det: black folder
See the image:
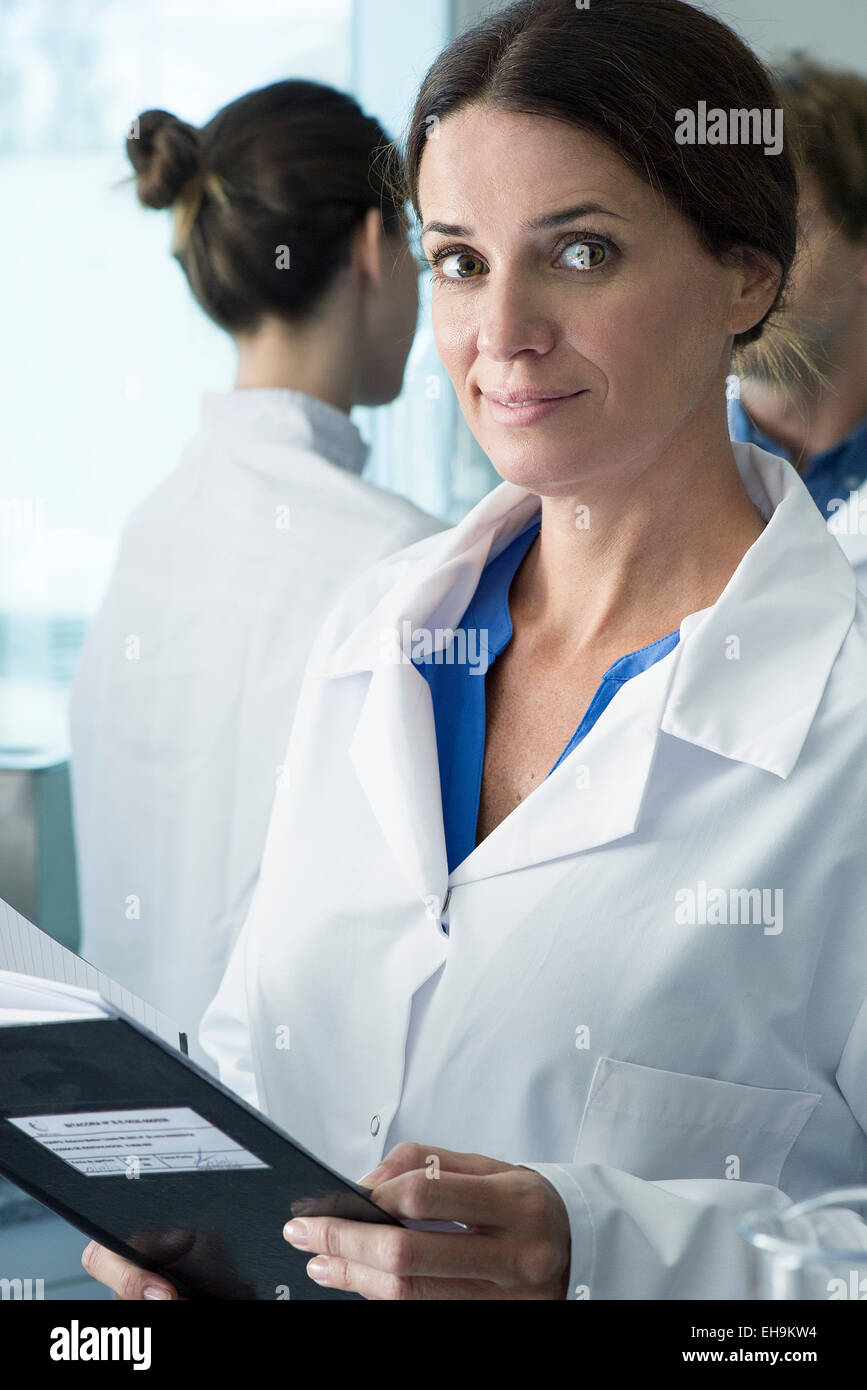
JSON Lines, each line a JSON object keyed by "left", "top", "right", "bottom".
{"left": 0, "top": 1009, "right": 403, "bottom": 1301}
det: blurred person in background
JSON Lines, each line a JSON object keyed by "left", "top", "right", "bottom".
{"left": 69, "top": 80, "right": 442, "bottom": 1061}
{"left": 729, "top": 55, "right": 867, "bottom": 583}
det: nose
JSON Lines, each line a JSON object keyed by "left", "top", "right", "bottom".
{"left": 475, "top": 272, "right": 557, "bottom": 362}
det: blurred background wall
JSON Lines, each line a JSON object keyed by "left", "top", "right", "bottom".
{"left": 458, "top": 0, "right": 867, "bottom": 66}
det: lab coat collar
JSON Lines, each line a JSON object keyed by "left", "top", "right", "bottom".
{"left": 322, "top": 478, "right": 543, "bottom": 678}
{"left": 200, "top": 388, "right": 370, "bottom": 475}
{"left": 322, "top": 442, "right": 856, "bottom": 893}
{"left": 662, "top": 442, "right": 857, "bottom": 778}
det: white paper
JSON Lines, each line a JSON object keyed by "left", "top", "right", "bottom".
{"left": 8, "top": 1106, "right": 270, "bottom": 1177}
{"left": 0, "top": 1009, "right": 105, "bottom": 1026}
{"left": 0, "top": 970, "right": 109, "bottom": 1020}
{"left": 0, "top": 897, "right": 184, "bottom": 1049}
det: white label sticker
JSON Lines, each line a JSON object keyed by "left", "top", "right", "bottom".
{"left": 8, "top": 1107, "right": 270, "bottom": 1177}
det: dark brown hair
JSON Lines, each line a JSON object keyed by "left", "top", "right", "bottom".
{"left": 774, "top": 54, "right": 867, "bottom": 242}
{"left": 126, "top": 80, "right": 405, "bottom": 333}
{"left": 400, "top": 0, "right": 800, "bottom": 351}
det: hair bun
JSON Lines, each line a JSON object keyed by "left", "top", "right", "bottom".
{"left": 127, "top": 109, "right": 201, "bottom": 209}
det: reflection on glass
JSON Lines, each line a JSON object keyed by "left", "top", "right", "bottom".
{"left": 738, "top": 1187, "right": 867, "bottom": 1300}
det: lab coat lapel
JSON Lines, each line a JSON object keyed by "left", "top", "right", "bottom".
{"left": 333, "top": 443, "right": 852, "bottom": 895}
{"left": 452, "top": 444, "right": 857, "bottom": 882}
{"left": 336, "top": 484, "right": 542, "bottom": 907}
{"left": 346, "top": 624, "right": 675, "bottom": 902}
{"left": 448, "top": 637, "right": 681, "bottom": 885}
{"left": 340, "top": 479, "right": 682, "bottom": 890}
{"left": 662, "top": 448, "right": 857, "bottom": 775}
{"left": 348, "top": 659, "right": 447, "bottom": 910}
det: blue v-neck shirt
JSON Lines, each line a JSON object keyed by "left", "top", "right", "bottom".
{"left": 412, "top": 515, "right": 681, "bottom": 881}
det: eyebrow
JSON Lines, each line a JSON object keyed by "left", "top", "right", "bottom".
{"left": 421, "top": 202, "right": 629, "bottom": 238}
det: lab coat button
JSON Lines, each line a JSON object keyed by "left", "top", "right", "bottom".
{"left": 370, "top": 1113, "right": 381, "bottom": 1136}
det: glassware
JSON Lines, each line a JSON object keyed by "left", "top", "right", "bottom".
{"left": 738, "top": 1187, "right": 867, "bottom": 1300}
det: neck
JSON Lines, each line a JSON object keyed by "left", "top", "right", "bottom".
{"left": 233, "top": 305, "right": 359, "bottom": 414}
{"left": 510, "top": 403, "right": 766, "bottom": 659}
{"left": 738, "top": 304, "right": 867, "bottom": 467}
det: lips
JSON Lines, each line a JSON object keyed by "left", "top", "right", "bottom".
{"left": 483, "top": 389, "right": 579, "bottom": 404}
{"left": 481, "top": 390, "right": 587, "bottom": 426}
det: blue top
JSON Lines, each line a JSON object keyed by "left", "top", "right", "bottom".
{"left": 728, "top": 395, "right": 867, "bottom": 522}
{"left": 413, "top": 516, "right": 680, "bottom": 883}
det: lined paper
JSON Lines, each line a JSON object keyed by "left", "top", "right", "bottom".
{"left": 0, "top": 896, "right": 184, "bottom": 1051}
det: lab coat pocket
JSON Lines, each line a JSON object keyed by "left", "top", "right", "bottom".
{"left": 574, "top": 1056, "right": 820, "bottom": 1185}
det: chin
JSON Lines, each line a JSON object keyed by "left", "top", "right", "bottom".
{"left": 482, "top": 442, "right": 599, "bottom": 496}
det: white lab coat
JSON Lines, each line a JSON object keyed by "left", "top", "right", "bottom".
{"left": 69, "top": 389, "right": 442, "bottom": 1065}
{"left": 200, "top": 440, "right": 867, "bottom": 1299}
{"left": 828, "top": 481, "right": 867, "bottom": 592}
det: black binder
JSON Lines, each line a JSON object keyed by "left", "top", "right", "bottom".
{"left": 0, "top": 1009, "right": 403, "bottom": 1301}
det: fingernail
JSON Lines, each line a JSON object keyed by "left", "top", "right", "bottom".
{"left": 283, "top": 1220, "right": 309, "bottom": 1246}
{"left": 307, "top": 1258, "right": 328, "bottom": 1281}
{"left": 360, "top": 1163, "right": 388, "bottom": 1185}
{"left": 143, "top": 1286, "right": 172, "bottom": 1300}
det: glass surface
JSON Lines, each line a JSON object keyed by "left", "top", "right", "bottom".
{"left": 0, "top": 0, "right": 352, "bottom": 722}
{"left": 738, "top": 1188, "right": 867, "bottom": 1300}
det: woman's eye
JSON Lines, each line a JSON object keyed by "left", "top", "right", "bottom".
{"left": 429, "top": 236, "right": 613, "bottom": 280}
{"left": 558, "top": 239, "right": 608, "bottom": 270}
{"left": 438, "top": 251, "right": 487, "bottom": 279}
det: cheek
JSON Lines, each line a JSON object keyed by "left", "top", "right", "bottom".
{"left": 565, "top": 288, "right": 681, "bottom": 394}
{"left": 567, "top": 265, "right": 730, "bottom": 405}
{"left": 432, "top": 303, "right": 477, "bottom": 389}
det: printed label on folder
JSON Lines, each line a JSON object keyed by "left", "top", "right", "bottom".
{"left": 8, "top": 1106, "right": 270, "bottom": 1177}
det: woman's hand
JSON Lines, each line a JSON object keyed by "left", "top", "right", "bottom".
{"left": 284, "top": 1141, "right": 571, "bottom": 1300}
{"left": 81, "top": 1227, "right": 254, "bottom": 1299}
{"left": 81, "top": 1241, "right": 181, "bottom": 1301}
{"left": 81, "top": 1141, "right": 572, "bottom": 1300}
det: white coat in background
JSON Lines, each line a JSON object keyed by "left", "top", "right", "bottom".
{"left": 200, "top": 440, "right": 867, "bottom": 1299}
{"left": 828, "top": 479, "right": 867, "bottom": 593}
{"left": 69, "top": 389, "right": 442, "bottom": 1066}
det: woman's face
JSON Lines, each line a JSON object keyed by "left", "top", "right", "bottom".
{"left": 418, "top": 104, "right": 771, "bottom": 496}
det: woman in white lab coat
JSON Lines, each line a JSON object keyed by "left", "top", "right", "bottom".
{"left": 84, "top": 0, "right": 867, "bottom": 1300}
{"left": 69, "top": 82, "right": 441, "bottom": 1062}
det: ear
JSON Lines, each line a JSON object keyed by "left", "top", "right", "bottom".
{"left": 349, "top": 207, "right": 386, "bottom": 290}
{"left": 727, "top": 246, "right": 782, "bottom": 338}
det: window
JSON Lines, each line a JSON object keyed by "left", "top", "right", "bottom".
{"left": 0, "top": 0, "right": 352, "bottom": 748}
{"left": 0, "top": 0, "right": 497, "bottom": 754}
